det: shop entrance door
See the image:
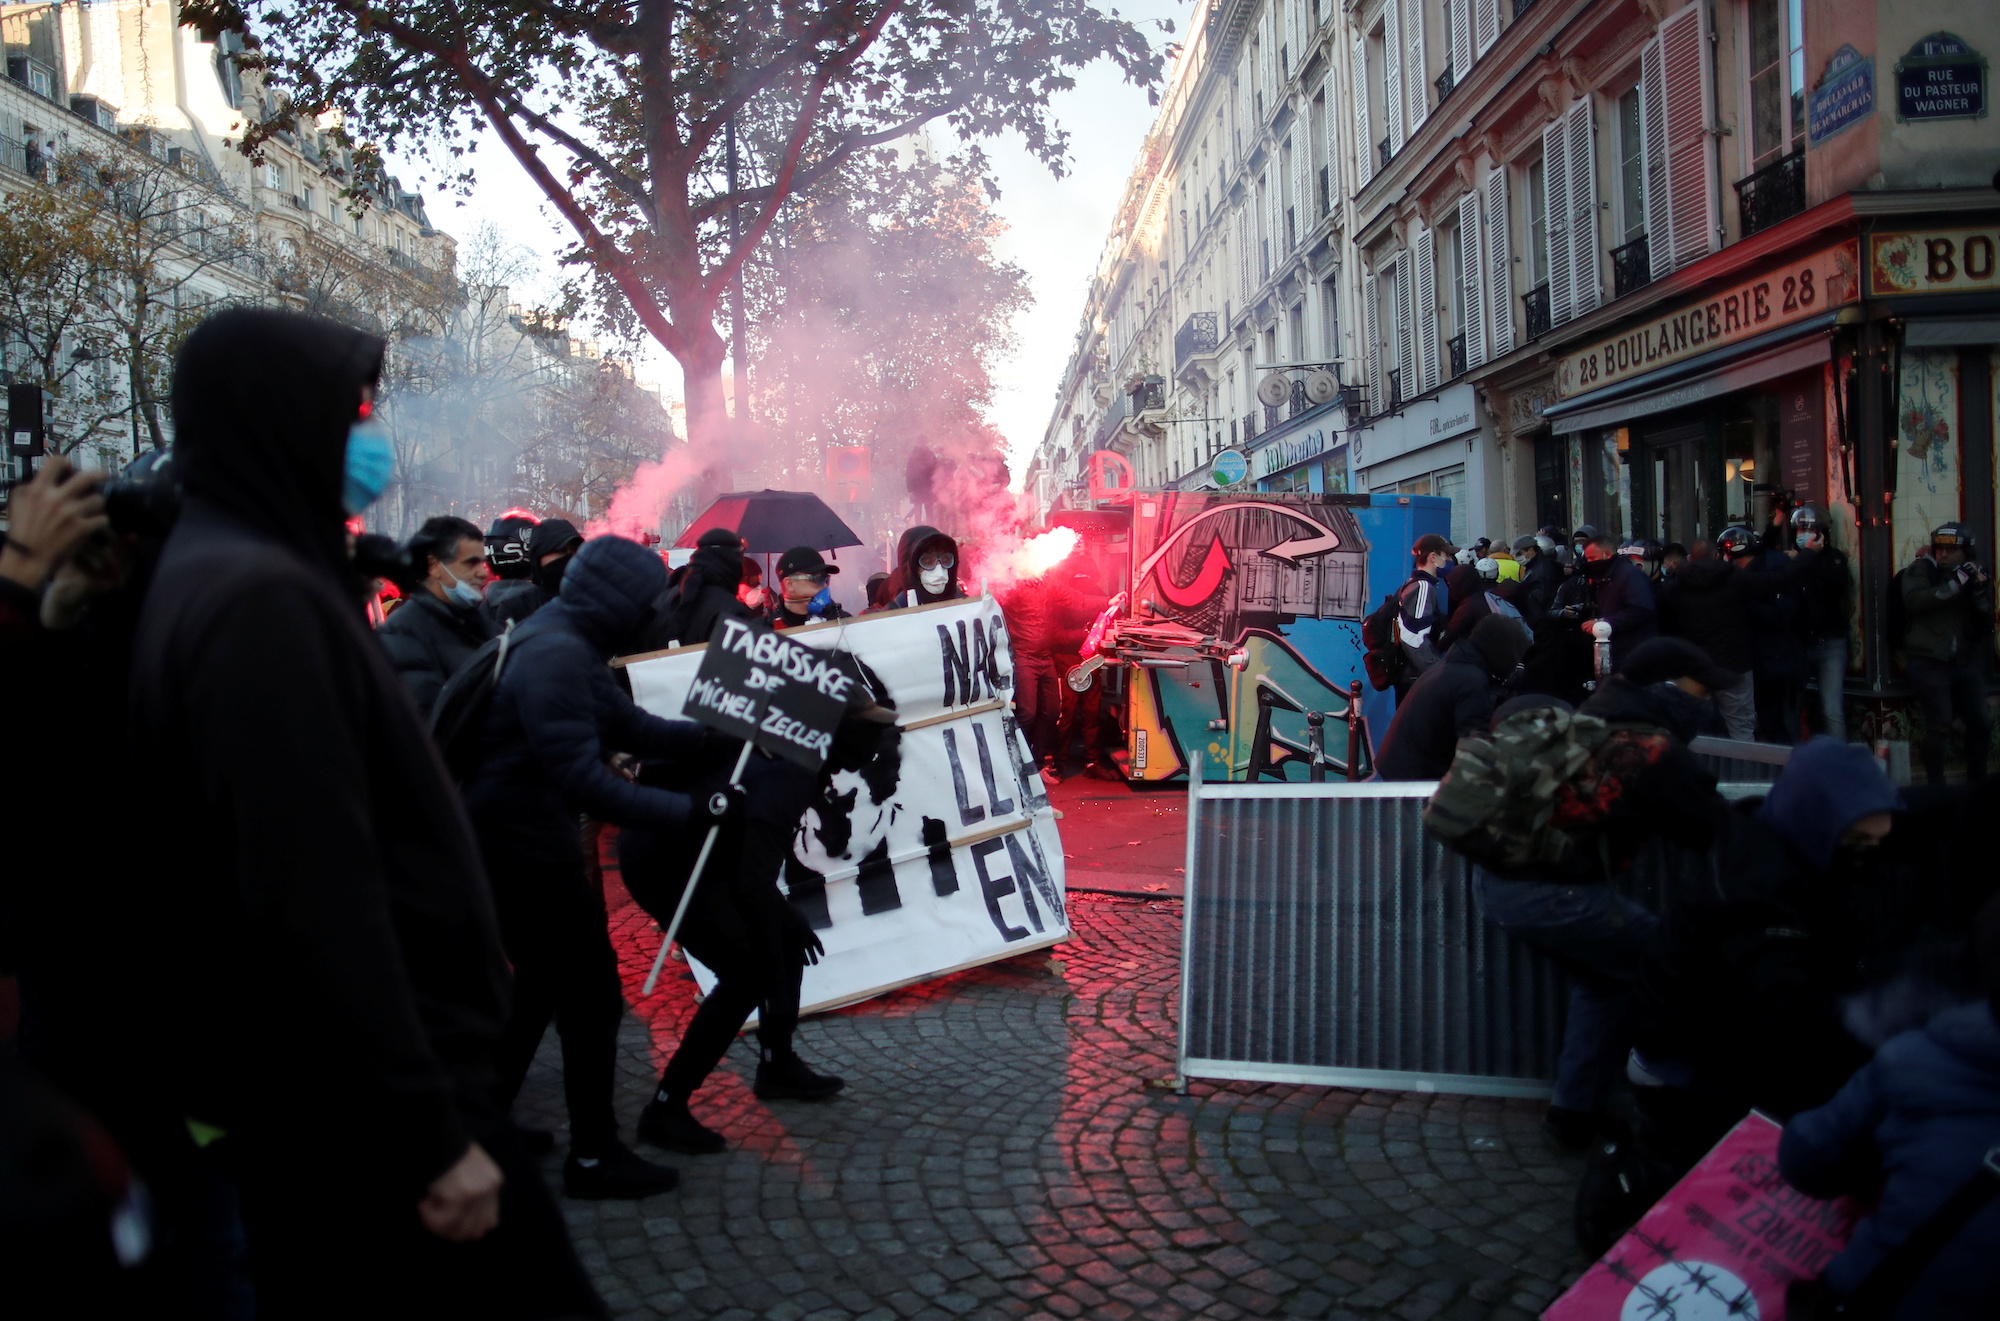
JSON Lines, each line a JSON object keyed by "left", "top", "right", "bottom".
{"left": 1640, "top": 424, "right": 1706, "bottom": 547}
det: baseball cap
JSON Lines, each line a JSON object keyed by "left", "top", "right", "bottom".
{"left": 1619, "top": 637, "right": 1739, "bottom": 694}
{"left": 1413, "top": 533, "right": 1457, "bottom": 559}
{"left": 776, "top": 546, "right": 839, "bottom": 579}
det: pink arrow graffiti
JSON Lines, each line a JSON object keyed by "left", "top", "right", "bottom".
{"left": 1136, "top": 500, "right": 1344, "bottom": 587}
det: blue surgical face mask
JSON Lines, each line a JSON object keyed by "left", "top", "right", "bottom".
{"left": 343, "top": 416, "right": 395, "bottom": 514}
{"left": 441, "top": 566, "right": 483, "bottom": 608}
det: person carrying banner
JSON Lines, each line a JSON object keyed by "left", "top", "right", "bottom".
{"left": 129, "top": 308, "right": 604, "bottom": 1316}
{"left": 462, "top": 534, "right": 736, "bottom": 1201}
{"left": 871, "top": 525, "right": 966, "bottom": 611}
{"left": 769, "top": 545, "right": 850, "bottom": 628}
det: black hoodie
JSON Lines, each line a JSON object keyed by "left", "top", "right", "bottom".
{"left": 130, "top": 309, "right": 510, "bottom": 1194}
{"left": 875, "top": 524, "right": 966, "bottom": 610}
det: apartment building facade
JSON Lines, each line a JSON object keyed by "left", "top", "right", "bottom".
{"left": 1034, "top": 0, "right": 1999, "bottom": 716}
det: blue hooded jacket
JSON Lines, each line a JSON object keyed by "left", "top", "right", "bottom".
{"left": 462, "top": 535, "right": 707, "bottom": 866}
{"left": 1757, "top": 737, "right": 1905, "bottom": 870}
{"left": 1781, "top": 1001, "right": 2000, "bottom": 1317}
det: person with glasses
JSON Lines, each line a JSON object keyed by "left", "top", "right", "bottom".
{"left": 869, "top": 525, "right": 966, "bottom": 612}
{"left": 769, "top": 546, "right": 850, "bottom": 629}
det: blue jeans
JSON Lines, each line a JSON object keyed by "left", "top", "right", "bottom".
{"left": 1472, "top": 869, "right": 1660, "bottom": 1114}
{"left": 1808, "top": 637, "right": 1847, "bottom": 741}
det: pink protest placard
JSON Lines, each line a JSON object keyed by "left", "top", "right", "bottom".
{"left": 1544, "top": 1112, "right": 1864, "bottom": 1320}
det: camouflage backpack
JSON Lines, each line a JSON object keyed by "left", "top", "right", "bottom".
{"left": 1422, "top": 705, "right": 1644, "bottom": 872}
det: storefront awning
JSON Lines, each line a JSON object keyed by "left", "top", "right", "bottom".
{"left": 1542, "top": 312, "right": 1840, "bottom": 435}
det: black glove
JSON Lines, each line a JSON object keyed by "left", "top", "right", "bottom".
{"left": 696, "top": 783, "right": 746, "bottom": 832}
{"left": 778, "top": 903, "right": 825, "bottom": 966}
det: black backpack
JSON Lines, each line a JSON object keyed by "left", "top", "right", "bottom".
{"left": 1360, "top": 592, "right": 1406, "bottom": 692}
{"left": 429, "top": 618, "right": 533, "bottom": 782}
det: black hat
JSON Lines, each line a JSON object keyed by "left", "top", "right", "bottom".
{"left": 1412, "top": 532, "right": 1457, "bottom": 559}
{"left": 527, "top": 518, "right": 583, "bottom": 561}
{"left": 696, "top": 526, "right": 744, "bottom": 551}
{"left": 776, "top": 546, "right": 838, "bottom": 578}
{"left": 1620, "top": 637, "right": 1739, "bottom": 693}
{"left": 485, "top": 512, "right": 539, "bottom": 574}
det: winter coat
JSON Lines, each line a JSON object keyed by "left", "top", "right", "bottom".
{"left": 1659, "top": 553, "right": 1807, "bottom": 675}
{"left": 1780, "top": 1001, "right": 2000, "bottom": 1318}
{"left": 129, "top": 308, "right": 510, "bottom": 1195}
{"left": 1631, "top": 738, "right": 1901, "bottom": 1120}
{"left": 1899, "top": 555, "right": 1996, "bottom": 665}
{"left": 482, "top": 576, "right": 549, "bottom": 631}
{"left": 1397, "top": 568, "right": 1448, "bottom": 676}
{"left": 1585, "top": 556, "right": 1659, "bottom": 667}
{"left": 1376, "top": 637, "right": 1509, "bottom": 781}
{"left": 644, "top": 538, "right": 755, "bottom": 651}
{"left": 1799, "top": 545, "right": 1853, "bottom": 644}
{"left": 1564, "top": 674, "right": 1728, "bottom": 878}
{"left": 461, "top": 535, "right": 708, "bottom": 869}
{"left": 1519, "top": 553, "right": 1561, "bottom": 617}
{"left": 376, "top": 588, "right": 496, "bottom": 718}
{"left": 873, "top": 525, "right": 967, "bottom": 612}
{"left": 1747, "top": 549, "right": 1810, "bottom": 680}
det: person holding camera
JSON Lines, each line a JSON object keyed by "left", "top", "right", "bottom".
{"left": 376, "top": 515, "right": 498, "bottom": 718}
{"left": 1898, "top": 523, "right": 1994, "bottom": 784}
{"left": 129, "top": 308, "right": 603, "bottom": 1318}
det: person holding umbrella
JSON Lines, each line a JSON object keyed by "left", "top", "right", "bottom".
{"left": 770, "top": 546, "right": 850, "bottom": 629}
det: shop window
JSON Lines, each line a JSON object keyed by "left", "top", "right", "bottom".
{"left": 1721, "top": 392, "right": 1781, "bottom": 528}
{"left": 1745, "top": 0, "right": 1804, "bottom": 174}
{"left": 1385, "top": 463, "right": 1469, "bottom": 546}
{"left": 1894, "top": 348, "right": 1963, "bottom": 566}
{"left": 1323, "top": 451, "right": 1351, "bottom": 493}
{"left": 1534, "top": 432, "right": 1568, "bottom": 531}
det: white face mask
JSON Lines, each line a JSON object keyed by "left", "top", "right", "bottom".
{"left": 920, "top": 566, "right": 949, "bottom": 595}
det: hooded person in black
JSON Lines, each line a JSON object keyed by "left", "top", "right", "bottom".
{"left": 1377, "top": 614, "right": 1530, "bottom": 781}
{"left": 872, "top": 525, "right": 966, "bottom": 610}
{"left": 461, "top": 534, "right": 726, "bottom": 1201}
{"left": 129, "top": 308, "right": 603, "bottom": 1319}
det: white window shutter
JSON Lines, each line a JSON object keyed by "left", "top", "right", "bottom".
{"left": 1542, "top": 114, "right": 1574, "bottom": 326}
{"left": 1383, "top": 5, "right": 1404, "bottom": 157}
{"left": 1484, "top": 167, "right": 1514, "bottom": 356}
{"left": 1458, "top": 190, "right": 1485, "bottom": 368}
{"left": 1364, "top": 271, "right": 1382, "bottom": 410}
{"left": 1641, "top": 31, "right": 1672, "bottom": 279}
{"left": 1323, "top": 73, "right": 1340, "bottom": 205}
{"left": 1293, "top": 129, "right": 1309, "bottom": 245}
{"left": 1351, "top": 38, "right": 1374, "bottom": 188}
{"left": 1474, "top": 0, "right": 1501, "bottom": 57}
{"left": 1450, "top": 0, "right": 1473, "bottom": 84}
{"left": 1567, "top": 100, "right": 1601, "bottom": 318}
{"left": 1404, "top": 0, "right": 1428, "bottom": 135}
{"left": 1394, "top": 253, "right": 1414, "bottom": 396}
{"left": 1659, "top": 2, "right": 1716, "bottom": 269}
{"left": 1415, "top": 225, "right": 1440, "bottom": 392}
{"left": 1236, "top": 208, "right": 1249, "bottom": 303}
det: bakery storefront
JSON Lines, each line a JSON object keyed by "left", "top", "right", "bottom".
{"left": 1537, "top": 206, "right": 2000, "bottom": 742}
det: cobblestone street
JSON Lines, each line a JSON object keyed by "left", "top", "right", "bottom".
{"left": 516, "top": 849, "right": 1591, "bottom": 1321}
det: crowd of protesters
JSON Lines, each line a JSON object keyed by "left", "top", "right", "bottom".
{"left": 0, "top": 309, "right": 917, "bottom": 1319}
{"left": 1374, "top": 507, "right": 2000, "bottom": 1314}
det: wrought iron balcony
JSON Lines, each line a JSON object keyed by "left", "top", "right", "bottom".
{"left": 1241, "top": 411, "right": 1258, "bottom": 443}
{"left": 1386, "top": 368, "right": 1403, "bottom": 413}
{"left": 1523, "top": 284, "right": 1551, "bottom": 341}
{"left": 1289, "top": 379, "right": 1311, "bottom": 418}
{"left": 1339, "top": 385, "right": 1366, "bottom": 426}
{"left": 1175, "top": 311, "right": 1219, "bottom": 365}
{"left": 1735, "top": 151, "right": 1806, "bottom": 238}
{"left": 1264, "top": 400, "right": 1283, "bottom": 431}
{"left": 1447, "top": 334, "right": 1467, "bottom": 380}
{"left": 1612, "top": 234, "right": 1652, "bottom": 299}
{"left": 1378, "top": 136, "right": 1392, "bottom": 170}
{"left": 1436, "top": 65, "right": 1456, "bottom": 103}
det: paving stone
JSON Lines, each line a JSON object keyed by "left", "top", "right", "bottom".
{"left": 517, "top": 877, "right": 1590, "bottom": 1319}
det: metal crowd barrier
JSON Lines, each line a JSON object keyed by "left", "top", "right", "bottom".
{"left": 1176, "top": 763, "right": 1760, "bottom": 1099}
{"left": 1689, "top": 735, "right": 1793, "bottom": 784}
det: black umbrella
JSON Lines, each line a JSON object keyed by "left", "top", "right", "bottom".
{"left": 673, "top": 489, "right": 863, "bottom": 554}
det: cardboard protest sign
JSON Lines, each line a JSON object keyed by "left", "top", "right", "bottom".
{"left": 682, "top": 614, "right": 852, "bottom": 770}
{"left": 626, "top": 595, "right": 1069, "bottom": 1015}
{"left": 1544, "top": 1112, "right": 1862, "bottom": 1320}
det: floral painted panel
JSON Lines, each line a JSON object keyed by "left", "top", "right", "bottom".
{"left": 1893, "top": 348, "right": 1960, "bottom": 567}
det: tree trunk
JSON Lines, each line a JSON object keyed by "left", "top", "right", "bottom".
{"left": 675, "top": 323, "right": 732, "bottom": 506}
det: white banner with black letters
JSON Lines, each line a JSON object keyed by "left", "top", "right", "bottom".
{"left": 624, "top": 595, "right": 1069, "bottom": 1015}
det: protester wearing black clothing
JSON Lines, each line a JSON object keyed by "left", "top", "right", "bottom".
{"left": 1659, "top": 525, "right": 1806, "bottom": 739}
{"left": 1792, "top": 508, "right": 1853, "bottom": 740}
{"left": 462, "top": 534, "right": 717, "bottom": 1201}
{"left": 1897, "top": 524, "right": 1994, "bottom": 784}
{"left": 874, "top": 524, "right": 966, "bottom": 610}
{"left": 1570, "top": 538, "right": 1658, "bottom": 669}
{"left": 651, "top": 526, "right": 753, "bottom": 647}
{"left": 1515, "top": 536, "right": 1561, "bottom": 617}
{"left": 770, "top": 545, "right": 851, "bottom": 629}
{"left": 1377, "top": 615, "right": 1530, "bottom": 781}
{"left": 130, "top": 308, "right": 601, "bottom": 1317}
{"left": 1395, "top": 534, "right": 1454, "bottom": 701}
{"left": 378, "top": 516, "right": 498, "bottom": 717}
{"left": 482, "top": 512, "right": 544, "bottom": 629}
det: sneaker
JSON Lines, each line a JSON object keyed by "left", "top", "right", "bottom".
{"left": 1039, "top": 766, "right": 1062, "bottom": 787}
{"left": 753, "top": 1054, "right": 846, "bottom": 1101}
{"left": 562, "top": 1143, "right": 680, "bottom": 1199}
{"left": 637, "top": 1100, "right": 727, "bottom": 1155}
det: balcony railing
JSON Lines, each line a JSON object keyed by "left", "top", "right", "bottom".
{"left": 1735, "top": 151, "right": 1806, "bottom": 238}
{"left": 1264, "top": 400, "right": 1283, "bottom": 431}
{"left": 1523, "top": 284, "right": 1551, "bottom": 341}
{"left": 1318, "top": 165, "right": 1330, "bottom": 216}
{"left": 1612, "top": 234, "right": 1652, "bottom": 299}
{"left": 1386, "top": 368, "right": 1403, "bottom": 413}
{"left": 1260, "top": 238, "right": 1271, "bottom": 280}
{"left": 1447, "top": 334, "right": 1467, "bottom": 380}
{"left": 1378, "top": 136, "right": 1392, "bottom": 170}
{"left": 1512, "top": 0, "right": 1541, "bottom": 16}
{"left": 1175, "top": 311, "right": 1219, "bottom": 365}
{"left": 1241, "top": 411, "right": 1258, "bottom": 443}
{"left": 1436, "top": 65, "right": 1456, "bottom": 103}
{"left": 1289, "top": 379, "right": 1311, "bottom": 419}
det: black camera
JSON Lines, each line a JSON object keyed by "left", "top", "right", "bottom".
{"left": 102, "top": 449, "right": 181, "bottom": 539}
